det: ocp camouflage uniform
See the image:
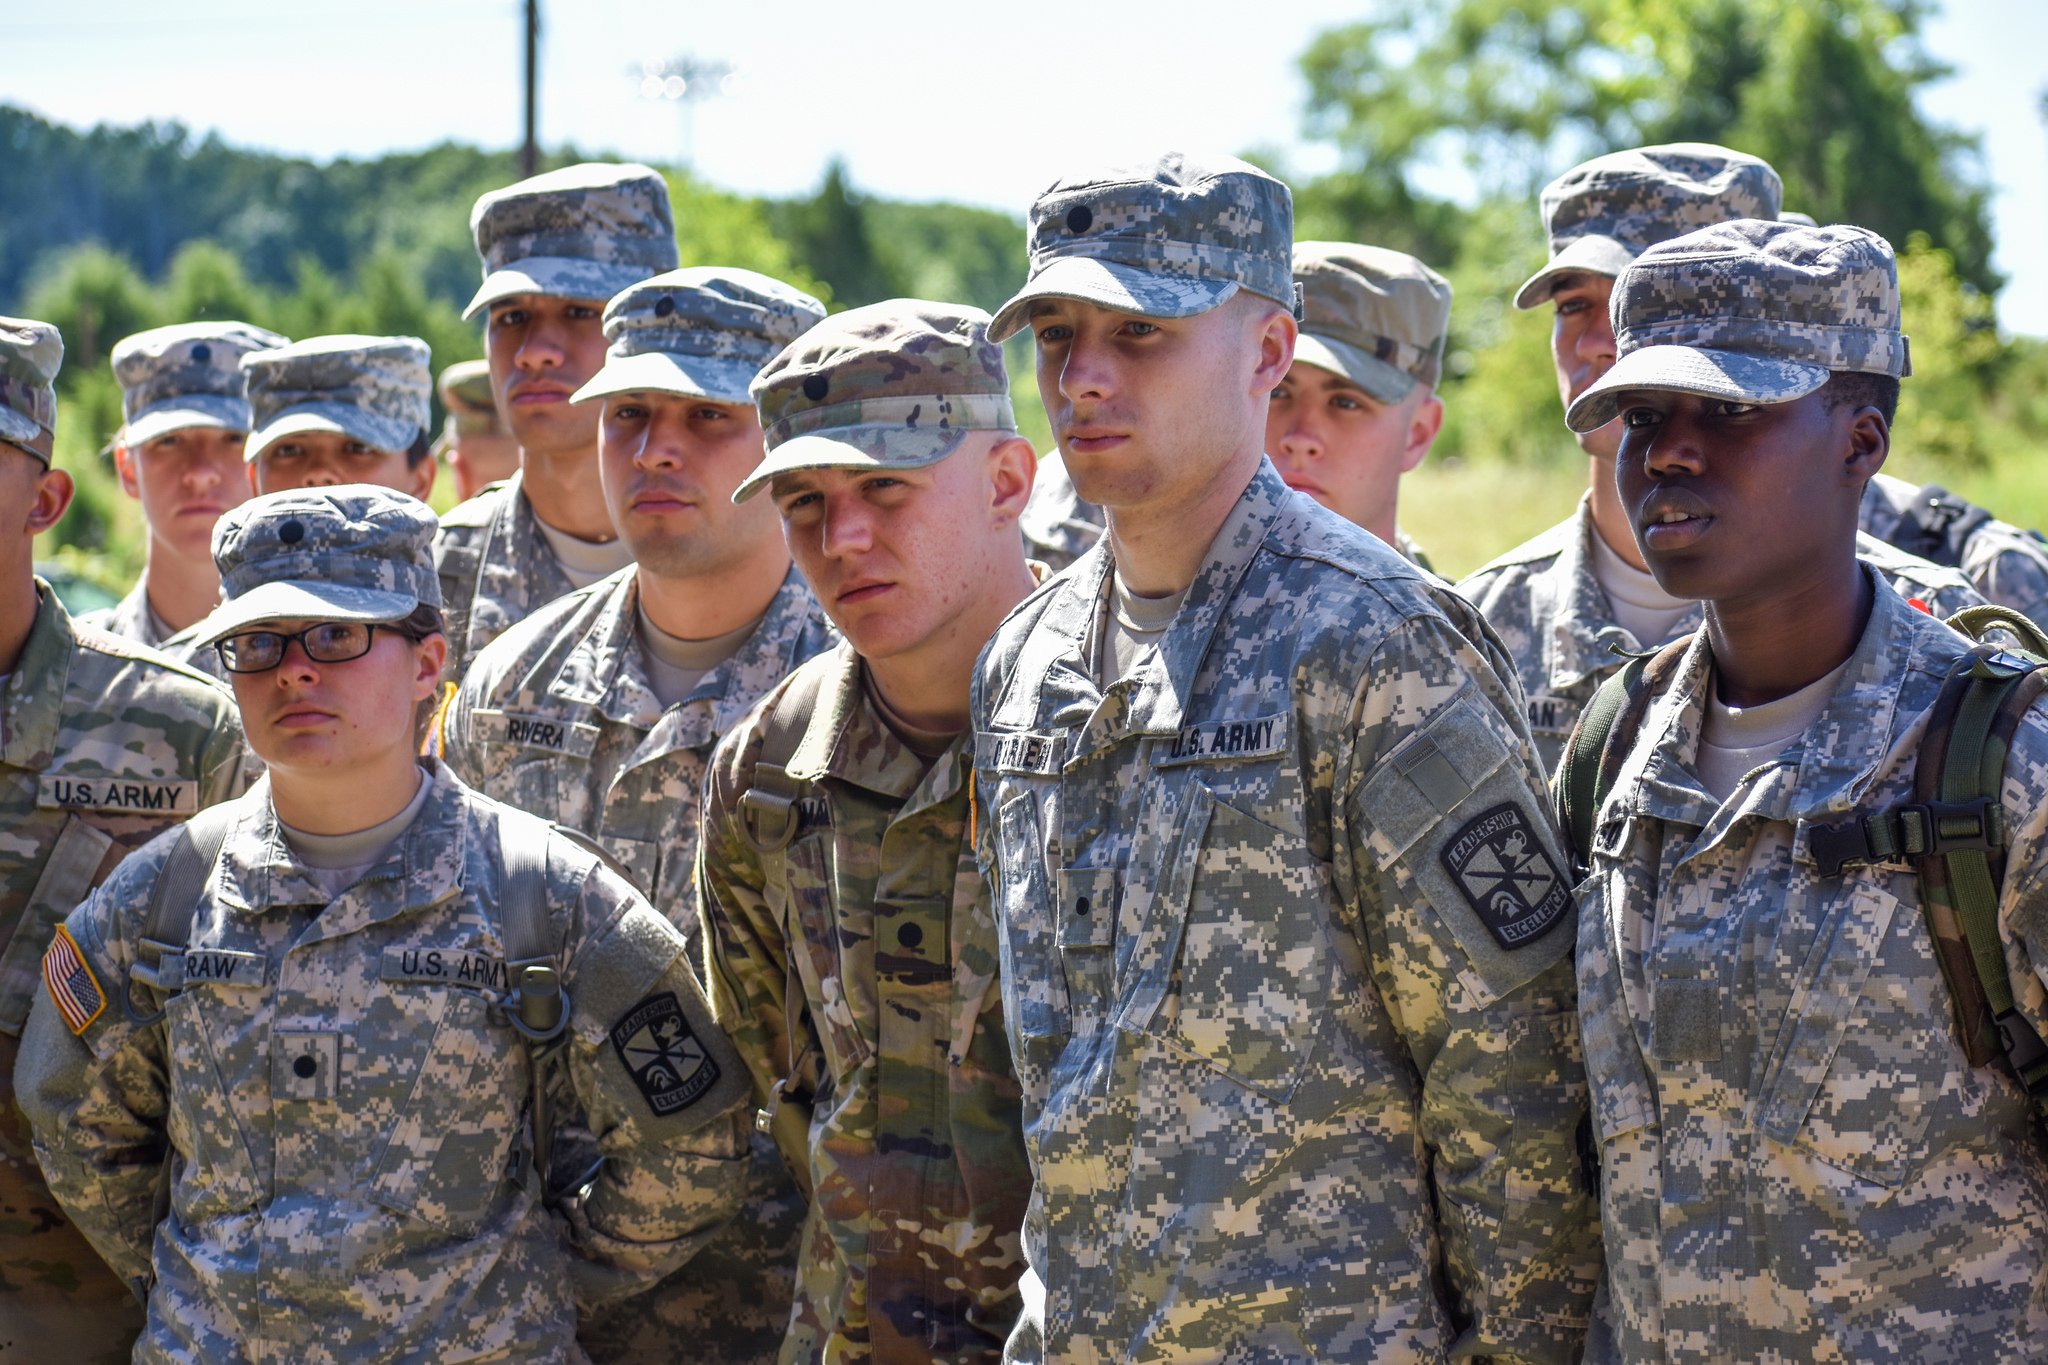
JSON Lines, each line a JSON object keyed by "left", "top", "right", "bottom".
{"left": 1457, "top": 502, "right": 1987, "bottom": 773}
{"left": 442, "top": 564, "right": 835, "bottom": 1362}
{"left": 1860, "top": 469, "right": 2048, "bottom": 621}
{"left": 974, "top": 464, "right": 1600, "bottom": 1361}
{"left": 1579, "top": 575, "right": 2048, "bottom": 1362}
{"left": 18, "top": 761, "right": 753, "bottom": 1363}
{"left": 701, "top": 642, "right": 1031, "bottom": 1362}
{"left": 1, "top": 592, "right": 249, "bottom": 1363}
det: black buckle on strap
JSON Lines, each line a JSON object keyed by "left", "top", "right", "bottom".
{"left": 1807, "top": 798, "right": 2004, "bottom": 878}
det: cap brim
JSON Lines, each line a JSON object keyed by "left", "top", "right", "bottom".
{"left": 571, "top": 350, "right": 758, "bottom": 407}
{"left": 247, "top": 407, "right": 416, "bottom": 463}
{"left": 123, "top": 395, "right": 249, "bottom": 448}
{"left": 1513, "top": 235, "right": 1640, "bottom": 310}
{"left": 733, "top": 427, "right": 971, "bottom": 504}
{"left": 1564, "top": 344, "right": 1830, "bottom": 433}
{"left": 463, "top": 258, "right": 655, "bottom": 320}
{"left": 1292, "top": 333, "right": 1417, "bottom": 406}
{"left": 989, "top": 257, "right": 1241, "bottom": 343}
{"left": 191, "top": 580, "right": 423, "bottom": 646}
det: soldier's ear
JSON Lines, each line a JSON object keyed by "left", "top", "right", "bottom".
{"left": 25, "top": 467, "right": 73, "bottom": 537}
{"left": 1843, "top": 404, "right": 1888, "bottom": 486}
{"left": 985, "top": 435, "right": 1036, "bottom": 528}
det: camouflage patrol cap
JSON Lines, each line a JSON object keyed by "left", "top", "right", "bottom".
{"left": 1779, "top": 210, "right": 1819, "bottom": 228}
{"left": 438, "top": 359, "right": 502, "bottom": 437}
{"left": 463, "top": 162, "right": 679, "bottom": 320}
{"left": 243, "top": 335, "right": 433, "bottom": 462}
{"left": 196, "top": 484, "right": 441, "bottom": 644}
{"left": 988, "top": 152, "right": 1299, "bottom": 343}
{"left": 0, "top": 316, "right": 61, "bottom": 464}
{"left": 1514, "top": 143, "right": 1783, "bottom": 310}
{"left": 113, "top": 321, "right": 288, "bottom": 448}
{"left": 1565, "top": 220, "right": 1910, "bottom": 434}
{"left": 1291, "top": 242, "right": 1453, "bottom": 404}
{"left": 573, "top": 267, "right": 827, "bottom": 407}
{"left": 735, "top": 300, "right": 1014, "bottom": 503}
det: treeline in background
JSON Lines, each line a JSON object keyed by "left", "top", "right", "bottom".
{"left": 7, "top": 0, "right": 2043, "bottom": 587}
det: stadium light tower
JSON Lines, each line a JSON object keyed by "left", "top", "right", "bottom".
{"left": 632, "top": 54, "right": 736, "bottom": 170}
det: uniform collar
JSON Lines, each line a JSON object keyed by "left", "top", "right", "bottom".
{"left": 1632, "top": 572, "right": 1959, "bottom": 830}
{"left": 217, "top": 759, "right": 471, "bottom": 921}
{"left": 2, "top": 581, "right": 77, "bottom": 770}
{"left": 786, "top": 641, "right": 961, "bottom": 805}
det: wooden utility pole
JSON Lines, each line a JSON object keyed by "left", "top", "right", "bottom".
{"left": 521, "top": 0, "right": 539, "bottom": 177}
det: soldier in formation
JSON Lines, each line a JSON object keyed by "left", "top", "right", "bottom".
{"left": 700, "top": 300, "right": 1038, "bottom": 1362}
{"left": 0, "top": 317, "right": 250, "bottom": 1361}
{"left": 1565, "top": 216, "right": 2048, "bottom": 1361}
{"left": 443, "top": 264, "right": 835, "bottom": 1363}
{"left": 971, "top": 152, "right": 1599, "bottom": 1360}
{"left": 83, "top": 321, "right": 284, "bottom": 645}
{"left": 241, "top": 334, "right": 439, "bottom": 502}
{"left": 436, "top": 356, "right": 522, "bottom": 501}
{"left": 19, "top": 486, "right": 755, "bottom": 1362}
{"left": 1458, "top": 143, "right": 1985, "bottom": 773}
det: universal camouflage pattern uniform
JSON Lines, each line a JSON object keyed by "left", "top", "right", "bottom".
{"left": 442, "top": 267, "right": 837, "bottom": 1363}
{"left": 1860, "top": 469, "right": 2048, "bottom": 621}
{"left": 1286, "top": 240, "right": 1454, "bottom": 573}
{"left": 81, "top": 321, "right": 286, "bottom": 668}
{"left": 439, "top": 164, "right": 681, "bottom": 674}
{"left": 16, "top": 486, "right": 754, "bottom": 1363}
{"left": 239, "top": 332, "right": 433, "bottom": 470}
{"left": 1460, "top": 505, "right": 1987, "bottom": 773}
{"left": 0, "top": 316, "right": 251, "bottom": 1364}
{"left": 1559, "top": 218, "right": 2048, "bottom": 1363}
{"left": 1463, "top": 141, "right": 1982, "bottom": 772}
{"left": 974, "top": 156, "right": 1600, "bottom": 1363}
{"left": 701, "top": 301, "right": 1034, "bottom": 1362}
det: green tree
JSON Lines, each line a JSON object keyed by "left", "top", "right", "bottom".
{"left": 772, "top": 160, "right": 902, "bottom": 309}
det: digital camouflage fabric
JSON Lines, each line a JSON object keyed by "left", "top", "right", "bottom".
{"left": 1513, "top": 143, "right": 1783, "bottom": 310}
{"left": 464, "top": 162, "right": 680, "bottom": 320}
{"left": 16, "top": 763, "right": 754, "bottom": 1363}
{"left": 0, "top": 315, "right": 61, "bottom": 464}
{"left": 989, "top": 152, "right": 1299, "bottom": 343}
{"left": 1458, "top": 500, "right": 1988, "bottom": 774}
{"left": 700, "top": 643, "right": 1030, "bottom": 1363}
{"left": 241, "top": 334, "right": 434, "bottom": 464}
{"left": 441, "top": 564, "right": 836, "bottom": 1364}
{"left": 111, "top": 320, "right": 286, "bottom": 448}
{"left": 1566, "top": 221, "right": 1912, "bottom": 434}
{"left": 1577, "top": 578, "right": 2048, "bottom": 1362}
{"left": 0, "top": 584, "right": 249, "bottom": 1362}
{"left": 79, "top": 580, "right": 172, "bottom": 650}
{"left": 1859, "top": 471, "right": 2048, "bottom": 621}
{"left": 973, "top": 463, "right": 1600, "bottom": 1362}
{"left": 436, "top": 471, "right": 580, "bottom": 674}
{"left": 573, "top": 266, "right": 826, "bottom": 408}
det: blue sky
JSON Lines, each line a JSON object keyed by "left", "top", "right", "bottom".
{"left": 7, "top": 0, "right": 2044, "bottom": 333}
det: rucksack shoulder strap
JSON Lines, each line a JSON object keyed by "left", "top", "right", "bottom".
{"left": 738, "top": 663, "right": 831, "bottom": 854}
{"left": 1552, "top": 636, "right": 1692, "bottom": 876}
{"left": 125, "top": 802, "right": 242, "bottom": 1025}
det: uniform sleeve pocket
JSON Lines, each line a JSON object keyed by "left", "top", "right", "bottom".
{"left": 1356, "top": 691, "right": 1575, "bottom": 1003}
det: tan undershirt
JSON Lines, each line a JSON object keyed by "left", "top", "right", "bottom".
{"left": 280, "top": 766, "right": 432, "bottom": 899}
{"left": 1096, "top": 572, "right": 1189, "bottom": 685}
{"left": 862, "top": 665, "right": 961, "bottom": 766}
{"left": 636, "top": 603, "right": 758, "bottom": 710}
{"left": 1697, "top": 659, "right": 1850, "bottom": 801}
{"left": 534, "top": 517, "right": 634, "bottom": 590}
{"left": 1589, "top": 526, "right": 1697, "bottom": 647}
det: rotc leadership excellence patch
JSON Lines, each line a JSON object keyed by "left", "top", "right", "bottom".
{"left": 1440, "top": 802, "right": 1569, "bottom": 951}
{"left": 610, "top": 991, "right": 720, "bottom": 1117}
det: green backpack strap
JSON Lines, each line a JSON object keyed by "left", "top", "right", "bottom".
{"left": 1947, "top": 603, "right": 2048, "bottom": 659}
{"left": 494, "top": 812, "right": 575, "bottom": 1202}
{"left": 1552, "top": 636, "right": 1693, "bottom": 877}
{"left": 124, "top": 803, "right": 243, "bottom": 1027}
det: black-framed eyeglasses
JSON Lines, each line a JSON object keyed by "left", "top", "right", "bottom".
{"left": 215, "top": 622, "right": 396, "bottom": 674}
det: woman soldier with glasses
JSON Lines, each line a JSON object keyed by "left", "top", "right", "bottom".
{"left": 18, "top": 485, "right": 755, "bottom": 1363}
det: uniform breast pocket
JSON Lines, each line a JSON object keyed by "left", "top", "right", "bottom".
{"left": 1757, "top": 878, "right": 1946, "bottom": 1190}
{"left": 782, "top": 835, "right": 873, "bottom": 1082}
{"left": 367, "top": 988, "right": 527, "bottom": 1235}
{"left": 995, "top": 793, "right": 1070, "bottom": 1044}
{"left": 1144, "top": 782, "right": 1335, "bottom": 1101}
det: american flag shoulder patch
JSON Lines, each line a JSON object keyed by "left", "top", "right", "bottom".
{"left": 43, "top": 924, "right": 107, "bottom": 1035}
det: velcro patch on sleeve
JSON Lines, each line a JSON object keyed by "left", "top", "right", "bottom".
{"left": 1439, "top": 802, "right": 1571, "bottom": 951}
{"left": 42, "top": 924, "right": 107, "bottom": 1035}
{"left": 609, "top": 991, "right": 722, "bottom": 1118}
